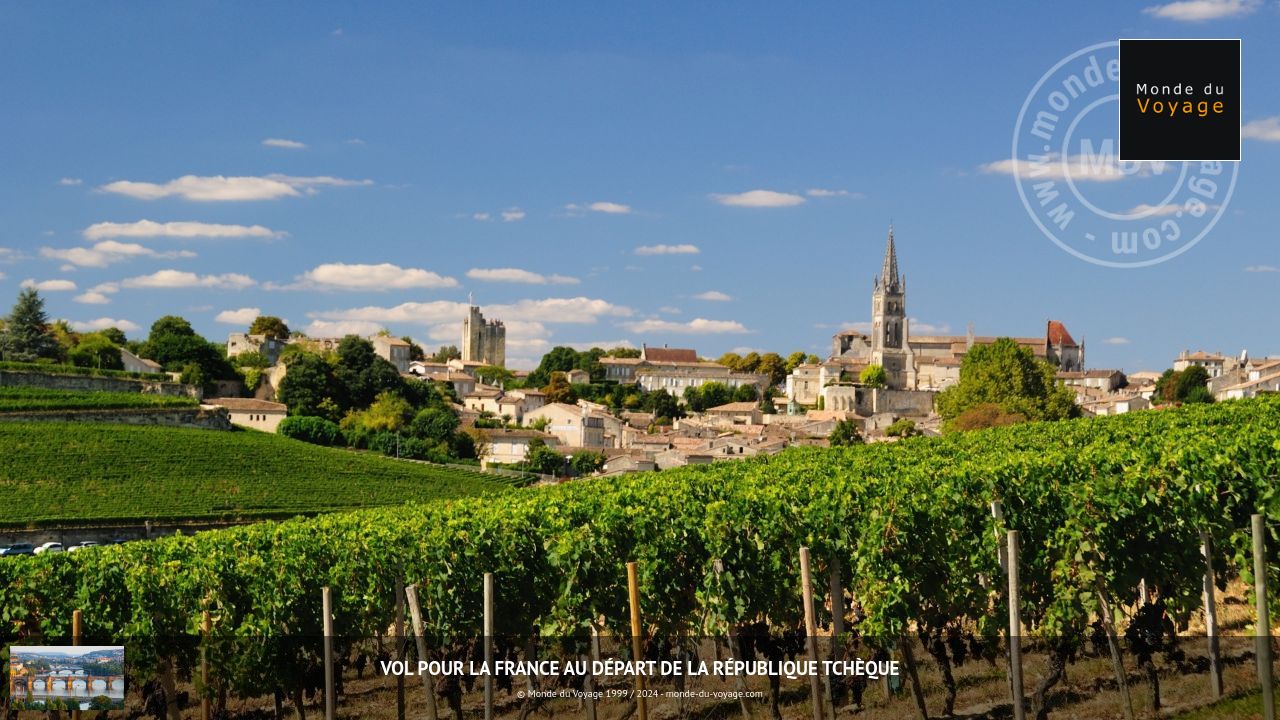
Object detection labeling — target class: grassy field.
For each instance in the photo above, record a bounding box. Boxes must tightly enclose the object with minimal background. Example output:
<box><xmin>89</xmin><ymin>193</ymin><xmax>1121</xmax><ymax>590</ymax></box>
<box><xmin>0</xmin><ymin>386</ymin><xmax>198</xmax><ymax>411</ymax></box>
<box><xmin>0</xmin><ymin>422</ymin><xmax>513</xmax><ymax>527</ymax></box>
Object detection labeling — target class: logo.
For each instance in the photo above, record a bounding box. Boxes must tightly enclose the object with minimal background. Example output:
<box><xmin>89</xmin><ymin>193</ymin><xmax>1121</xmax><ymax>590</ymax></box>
<box><xmin>1011</xmin><ymin>41</ymin><xmax>1238</xmax><ymax>268</ymax></box>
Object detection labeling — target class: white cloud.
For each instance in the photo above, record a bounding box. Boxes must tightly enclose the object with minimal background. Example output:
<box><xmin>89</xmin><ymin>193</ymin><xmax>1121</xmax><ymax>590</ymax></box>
<box><xmin>472</xmin><ymin>212</ymin><xmax>492</xmax><ymax>221</ymax></box>
<box><xmin>1245</xmin><ymin>265</ymin><xmax>1279</xmax><ymax>273</ymax></box>
<box><xmin>1242</xmin><ymin>117</ymin><xmax>1280</xmax><ymax>142</ymax></box>
<box><xmin>345</xmin><ymin>138</ymin><xmax>365</xmax><ymax>145</ymax></box>
<box><xmin>0</xmin><ymin>247</ymin><xmax>23</xmax><ymax>263</ymax></box>
<box><xmin>0</xmin><ymin>271</ymin><xmax>5</xmax><ymax>280</ymax></box>
<box><xmin>262</xmin><ymin>138</ymin><xmax>307</xmax><ymax>149</ymax></box>
<box><xmin>303</xmin><ymin>319</ymin><xmax>385</xmax><ymax>337</ymax></box>
<box><xmin>980</xmin><ymin>154</ymin><xmax>1171</xmax><ymax>183</ymax></box>
<box><xmin>73</xmin><ymin>291</ymin><xmax>111</xmax><ymax>305</ymax></box>
<box><xmin>635</xmin><ymin>244</ymin><xmax>700</xmax><ymax>256</ymax></box>
<box><xmin>805</xmin><ymin>188</ymin><xmax>864</xmax><ymax>199</ymax></box>
<box><xmin>215</xmin><ymin>307</ymin><xmax>263</xmax><ymax>325</ymax></box>
<box><xmin>501</xmin><ymin>207</ymin><xmax>526</xmax><ymax>222</ymax></box>
<box><xmin>69</xmin><ymin>317</ymin><xmax>140</xmax><ymax>332</ymax></box>
<box><xmin>566</xmin><ymin>339</ymin><xmax>635</xmax><ymax>351</ymax></box>
<box><xmin>589</xmin><ymin>201</ymin><xmax>632</xmax><ymax>215</ymax></box>
<box><xmin>59</xmin><ymin>177</ymin><xmax>83</xmax><ymax>186</ymax></box>
<box><xmin>1103</xmin><ymin>337</ymin><xmax>1132</xmax><ymax>345</ymax></box>
<box><xmin>20</xmin><ymin>278</ymin><xmax>77</xmax><ymax>292</ymax></box>
<box><xmin>621</xmin><ymin>318</ymin><xmax>749</xmax><ymax>335</ymax></box>
<box><xmin>1126</xmin><ymin>202</ymin><xmax>1221</xmax><ymax>217</ymax></box>
<box><xmin>711</xmin><ymin>189</ymin><xmax>806</xmax><ymax>208</ymax></box>
<box><xmin>310</xmin><ymin>297</ymin><xmax>632</xmax><ymax>327</ymax></box>
<box><xmin>694</xmin><ymin>290</ymin><xmax>733</xmax><ymax>302</ymax></box>
<box><xmin>841</xmin><ymin>318</ymin><xmax>951</xmax><ymax>335</ymax></box>
<box><xmin>99</xmin><ymin>174</ymin><xmax>372</xmax><ymax>201</ymax></box>
<box><xmin>466</xmin><ymin>268</ymin><xmax>579</xmax><ymax>285</ymax></box>
<box><xmin>279</xmin><ymin>263</ymin><xmax>459</xmax><ymax>291</ymax></box>
<box><xmin>84</xmin><ymin>220</ymin><xmax>282</xmax><ymax>241</ymax></box>
<box><xmin>122</xmin><ymin>270</ymin><xmax>255</xmax><ymax>290</ymax></box>
<box><xmin>658</xmin><ymin>306</ymin><xmax>681</xmax><ymax>315</ymax></box>
<box><xmin>41</xmin><ymin>241</ymin><xmax>196</xmax><ymax>268</ymax></box>
<box><xmin>1143</xmin><ymin>0</ymin><xmax>1259</xmax><ymax>21</ymax></box>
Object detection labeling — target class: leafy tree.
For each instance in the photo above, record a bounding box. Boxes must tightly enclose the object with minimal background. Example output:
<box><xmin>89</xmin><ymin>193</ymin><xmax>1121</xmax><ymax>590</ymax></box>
<box><xmin>1175</xmin><ymin>365</ymin><xmax>1213</xmax><ymax>403</ymax></box>
<box><xmin>401</xmin><ymin>336</ymin><xmax>425</xmax><ymax>361</ymax></box>
<box><xmin>475</xmin><ymin>365</ymin><xmax>515</xmax><ymax>386</ymax></box>
<box><xmin>348</xmin><ymin>391</ymin><xmax>414</xmax><ymax>433</ymax></box>
<box><xmin>570</xmin><ymin>450</ymin><xmax>606</xmax><ymax>476</ymax></box>
<box><xmin>524</xmin><ymin>438</ymin><xmax>565</xmax><ymax>476</ymax></box>
<box><xmin>717</xmin><ymin>352</ymin><xmax>742</xmax><ymax>369</ymax></box>
<box><xmin>99</xmin><ymin>326</ymin><xmax>128</xmax><ymax>346</ymax></box>
<box><xmin>0</xmin><ymin>288</ymin><xmax>60</xmax><ymax>361</ymax></box>
<box><xmin>684</xmin><ymin>381</ymin><xmax>733</xmax><ymax>412</ymax></box>
<box><xmin>860</xmin><ymin>364</ymin><xmax>887</xmax><ymax>389</ymax></box>
<box><xmin>757</xmin><ymin>352</ymin><xmax>787</xmax><ymax>386</ymax></box>
<box><xmin>948</xmin><ymin>403</ymin><xmax>1027</xmax><ymax>432</ymax></box>
<box><xmin>646</xmin><ymin>389</ymin><xmax>685</xmax><ymax>422</ymax></box>
<box><xmin>935</xmin><ymin>338</ymin><xmax>1079</xmax><ymax>431</ymax></box>
<box><xmin>759</xmin><ymin>387</ymin><xmax>777</xmax><ymax>414</ymax></box>
<box><xmin>68</xmin><ymin>332</ymin><xmax>124</xmax><ymax>370</ymax></box>
<box><xmin>231</xmin><ymin>350</ymin><xmax>270</xmax><ymax>369</ymax></box>
<box><xmin>543</xmin><ymin>371</ymin><xmax>578</xmax><ymax>404</ymax></box>
<box><xmin>49</xmin><ymin>319</ymin><xmax>79</xmax><ymax>360</ymax></box>
<box><xmin>732</xmin><ymin>384</ymin><xmax>758</xmax><ymax>402</ymax></box>
<box><xmin>278</xmin><ymin>352</ymin><xmax>344</xmax><ymax>420</ymax></box>
<box><xmin>278</xmin><ymin>416</ymin><xmax>345</xmax><ymax>446</ymax></box>
<box><xmin>605</xmin><ymin>346</ymin><xmax>640</xmax><ymax>358</ymax></box>
<box><xmin>410</xmin><ymin>406</ymin><xmax>460</xmax><ymax>443</ymax></box>
<box><xmin>806</xmin><ymin>353</ymin><xmax>821</xmax><ymax>364</ymax></box>
<box><xmin>336</xmin><ymin>335</ymin><xmax>404</xmax><ymax>408</ymax></box>
<box><xmin>428</xmin><ymin>344</ymin><xmax>461</xmax><ymax>363</ymax></box>
<box><xmin>785</xmin><ymin>351</ymin><xmax>808</xmax><ymax>374</ymax></box>
<box><xmin>142</xmin><ymin>315</ymin><xmax>236</xmax><ymax>386</ymax></box>
<box><xmin>828</xmin><ymin>418</ymin><xmax>864</xmax><ymax>446</ymax></box>
<box><xmin>528</xmin><ymin>346</ymin><xmax>580</xmax><ymax>387</ymax></box>
<box><xmin>885</xmin><ymin>418</ymin><xmax>920</xmax><ymax>437</ymax></box>
<box><xmin>248</xmin><ymin>315</ymin><xmax>291</xmax><ymax>338</ymax></box>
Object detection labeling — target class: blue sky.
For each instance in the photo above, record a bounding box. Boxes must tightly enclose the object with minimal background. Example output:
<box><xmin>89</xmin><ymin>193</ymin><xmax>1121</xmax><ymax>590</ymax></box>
<box><xmin>1</xmin><ymin>1</ymin><xmax>1276</xmax><ymax>370</ymax></box>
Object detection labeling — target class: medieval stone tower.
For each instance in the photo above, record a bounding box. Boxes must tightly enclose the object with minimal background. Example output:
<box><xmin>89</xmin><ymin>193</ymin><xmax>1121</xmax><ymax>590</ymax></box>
<box><xmin>869</xmin><ymin>225</ymin><xmax>915</xmax><ymax>390</ymax></box>
<box><xmin>461</xmin><ymin>303</ymin><xmax>506</xmax><ymax>367</ymax></box>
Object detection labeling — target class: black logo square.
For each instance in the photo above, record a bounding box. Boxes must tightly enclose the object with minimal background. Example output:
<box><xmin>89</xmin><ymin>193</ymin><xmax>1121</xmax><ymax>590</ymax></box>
<box><xmin>1119</xmin><ymin>39</ymin><xmax>1240</xmax><ymax>161</ymax></box>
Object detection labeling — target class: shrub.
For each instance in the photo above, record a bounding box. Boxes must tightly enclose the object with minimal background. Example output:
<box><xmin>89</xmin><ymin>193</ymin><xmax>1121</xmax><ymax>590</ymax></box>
<box><xmin>885</xmin><ymin>418</ymin><xmax>920</xmax><ymax>437</ymax></box>
<box><xmin>278</xmin><ymin>416</ymin><xmax>345</xmax><ymax>446</ymax></box>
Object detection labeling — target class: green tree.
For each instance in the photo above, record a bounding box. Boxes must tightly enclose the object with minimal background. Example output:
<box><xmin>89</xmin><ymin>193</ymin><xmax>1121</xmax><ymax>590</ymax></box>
<box><xmin>428</xmin><ymin>344</ymin><xmax>461</xmax><ymax>363</ymax></box>
<box><xmin>68</xmin><ymin>332</ymin><xmax>124</xmax><ymax>370</ymax></box>
<box><xmin>732</xmin><ymin>384</ymin><xmax>758</xmax><ymax>402</ymax></box>
<box><xmin>336</xmin><ymin>335</ymin><xmax>404</xmax><ymax>408</ymax></box>
<box><xmin>684</xmin><ymin>381</ymin><xmax>732</xmax><ymax>412</ymax></box>
<box><xmin>401</xmin><ymin>336</ymin><xmax>425</xmax><ymax>361</ymax></box>
<box><xmin>1174</xmin><ymin>365</ymin><xmax>1213</xmax><ymax>403</ymax></box>
<box><xmin>524</xmin><ymin>438</ymin><xmax>565</xmax><ymax>476</ymax></box>
<box><xmin>142</xmin><ymin>315</ymin><xmax>236</xmax><ymax>388</ymax></box>
<box><xmin>475</xmin><ymin>365</ymin><xmax>515</xmax><ymax>386</ymax></box>
<box><xmin>935</xmin><ymin>338</ymin><xmax>1079</xmax><ymax>431</ymax></box>
<box><xmin>353</xmin><ymin>391</ymin><xmax>415</xmax><ymax>432</ymax></box>
<box><xmin>645</xmin><ymin>389</ymin><xmax>685</xmax><ymax>422</ymax></box>
<box><xmin>785</xmin><ymin>351</ymin><xmax>808</xmax><ymax>374</ymax></box>
<box><xmin>528</xmin><ymin>346</ymin><xmax>579</xmax><ymax>387</ymax></box>
<box><xmin>570</xmin><ymin>450</ymin><xmax>606</xmax><ymax>476</ymax></box>
<box><xmin>0</xmin><ymin>288</ymin><xmax>60</xmax><ymax>361</ymax></box>
<box><xmin>543</xmin><ymin>371</ymin><xmax>578</xmax><ymax>404</ymax></box>
<box><xmin>410</xmin><ymin>406</ymin><xmax>460</xmax><ymax>443</ymax></box>
<box><xmin>885</xmin><ymin>418</ymin><xmax>920</xmax><ymax>437</ymax></box>
<box><xmin>859</xmin><ymin>364</ymin><xmax>887</xmax><ymax>389</ymax></box>
<box><xmin>249</xmin><ymin>315</ymin><xmax>291</xmax><ymax>339</ymax></box>
<box><xmin>99</xmin><ymin>326</ymin><xmax>128</xmax><ymax>346</ymax></box>
<box><xmin>278</xmin><ymin>352</ymin><xmax>344</xmax><ymax>420</ymax></box>
<box><xmin>828</xmin><ymin>418</ymin><xmax>864</xmax><ymax>446</ymax></box>
<box><xmin>757</xmin><ymin>352</ymin><xmax>787</xmax><ymax>386</ymax></box>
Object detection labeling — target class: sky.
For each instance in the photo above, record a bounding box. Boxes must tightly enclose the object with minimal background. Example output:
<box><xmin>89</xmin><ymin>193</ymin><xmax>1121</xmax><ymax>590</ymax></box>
<box><xmin>0</xmin><ymin>1</ymin><xmax>1276</xmax><ymax>371</ymax></box>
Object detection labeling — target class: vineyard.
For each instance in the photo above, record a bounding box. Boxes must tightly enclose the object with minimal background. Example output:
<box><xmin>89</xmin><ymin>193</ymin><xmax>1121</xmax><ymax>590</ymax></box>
<box><xmin>0</xmin><ymin>423</ymin><xmax>512</xmax><ymax>527</ymax></box>
<box><xmin>3</xmin><ymin>397</ymin><xmax>1280</xmax><ymax>719</ymax></box>
<box><xmin>0</xmin><ymin>386</ymin><xmax>198</xmax><ymax>412</ymax></box>
<box><xmin>0</xmin><ymin>360</ymin><xmax>168</xmax><ymax>381</ymax></box>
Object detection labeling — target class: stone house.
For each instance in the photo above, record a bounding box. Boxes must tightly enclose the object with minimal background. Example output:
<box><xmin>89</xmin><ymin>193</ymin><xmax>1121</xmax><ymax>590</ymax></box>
<box><xmin>208</xmin><ymin>397</ymin><xmax>288</xmax><ymax>432</ymax></box>
<box><xmin>478</xmin><ymin>428</ymin><xmax>558</xmax><ymax>466</ymax></box>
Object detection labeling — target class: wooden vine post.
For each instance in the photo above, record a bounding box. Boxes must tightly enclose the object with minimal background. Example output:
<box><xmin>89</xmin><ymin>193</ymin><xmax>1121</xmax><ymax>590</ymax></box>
<box><xmin>483</xmin><ymin>572</ymin><xmax>495</xmax><ymax>720</ymax></box>
<box><xmin>1093</xmin><ymin>581</ymin><xmax>1135</xmax><ymax>720</ymax></box>
<box><xmin>395</xmin><ymin>581</ymin><xmax>407</xmax><ymax>720</ymax></box>
<box><xmin>1006</xmin><ymin>530</ymin><xmax>1025</xmax><ymax>720</ymax></box>
<box><xmin>626</xmin><ymin>561</ymin><xmax>649</xmax><ymax>720</ymax></box>
<box><xmin>323</xmin><ymin>586</ymin><xmax>335</xmax><ymax>720</ymax></box>
<box><xmin>404</xmin><ymin>584</ymin><xmax>440</xmax><ymax>720</ymax></box>
<box><xmin>72</xmin><ymin>609</ymin><xmax>82</xmax><ymax>720</ymax></box>
<box><xmin>798</xmin><ymin>547</ymin><xmax>824</xmax><ymax>720</ymax></box>
<box><xmin>1201</xmin><ymin>531</ymin><xmax>1222</xmax><ymax>699</ymax></box>
<box><xmin>1254</xmin><ymin>514</ymin><xmax>1275</xmax><ymax>720</ymax></box>
<box><xmin>201</xmin><ymin>609</ymin><xmax>212</xmax><ymax>720</ymax></box>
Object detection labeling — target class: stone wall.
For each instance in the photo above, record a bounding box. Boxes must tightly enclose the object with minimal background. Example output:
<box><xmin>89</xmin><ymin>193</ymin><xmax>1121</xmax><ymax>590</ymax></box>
<box><xmin>0</xmin><ymin>405</ymin><xmax>231</xmax><ymax>430</ymax></box>
<box><xmin>869</xmin><ymin>388</ymin><xmax>936</xmax><ymax>416</ymax></box>
<box><xmin>0</xmin><ymin>369</ymin><xmax>200</xmax><ymax>398</ymax></box>
<box><xmin>0</xmin><ymin>518</ymin><xmax>262</xmax><ymax>548</ymax></box>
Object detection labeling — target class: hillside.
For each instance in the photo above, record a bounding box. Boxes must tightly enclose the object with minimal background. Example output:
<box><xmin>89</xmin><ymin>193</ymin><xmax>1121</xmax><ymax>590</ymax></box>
<box><xmin>0</xmin><ymin>386</ymin><xmax>198</xmax><ymax>412</ymax></box>
<box><xmin>0</xmin><ymin>422</ymin><xmax>512</xmax><ymax>527</ymax></box>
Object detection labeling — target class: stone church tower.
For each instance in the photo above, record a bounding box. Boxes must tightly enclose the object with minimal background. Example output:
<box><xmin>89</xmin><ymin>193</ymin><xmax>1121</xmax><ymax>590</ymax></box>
<box><xmin>461</xmin><ymin>302</ymin><xmax>506</xmax><ymax>367</ymax></box>
<box><xmin>869</xmin><ymin>225</ymin><xmax>915</xmax><ymax>390</ymax></box>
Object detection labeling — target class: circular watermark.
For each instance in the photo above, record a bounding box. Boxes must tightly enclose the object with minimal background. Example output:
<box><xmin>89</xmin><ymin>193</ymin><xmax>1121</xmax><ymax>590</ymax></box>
<box><xmin>1012</xmin><ymin>41</ymin><xmax>1238</xmax><ymax>268</ymax></box>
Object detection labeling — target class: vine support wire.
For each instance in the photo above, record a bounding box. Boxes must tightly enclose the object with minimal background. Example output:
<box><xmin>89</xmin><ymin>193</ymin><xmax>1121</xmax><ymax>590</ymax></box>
<box><xmin>404</xmin><ymin>584</ymin><xmax>440</xmax><ymax>720</ymax></box>
<box><xmin>798</xmin><ymin>547</ymin><xmax>824</xmax><ymax>720</ymax></box>
<box><xmin>1253</xmin><ymin>514</ymin><xmax>1275</xmax><ymax>720</ymax></box>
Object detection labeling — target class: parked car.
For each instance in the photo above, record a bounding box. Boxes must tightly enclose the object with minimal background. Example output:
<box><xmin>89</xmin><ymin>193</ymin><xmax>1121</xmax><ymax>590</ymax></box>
<box><xmin>68</xmin><ymin>541</ymin><xmax>100</xmax><ymax>553</ymax></box>
<box><xmin>0</xmin><ymin>542</ymin><xmax>35</xmax><ymax>556</ymax></box>
<box><xmin>33</xmin><ymin>542</ymin><xmax>64</xmax><ymax>554</ymax></box>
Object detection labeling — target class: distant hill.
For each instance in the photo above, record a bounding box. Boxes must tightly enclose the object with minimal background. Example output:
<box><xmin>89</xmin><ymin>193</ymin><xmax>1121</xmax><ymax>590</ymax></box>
<box><xmin>0</xmin><ymin>423</ymin><xmax>512</xmax><ymax>527</ymax></box>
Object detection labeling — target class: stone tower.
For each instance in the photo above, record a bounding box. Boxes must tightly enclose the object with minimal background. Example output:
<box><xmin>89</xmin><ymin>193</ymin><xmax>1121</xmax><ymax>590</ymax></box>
<box><xmin>869</xmin><ymin>225</ymin><xmax>914</xmax><ymax>390</ymax></box>
<box><xmin>461</xmin><ymin>304</ymin><xmax>506</xmax><ymax>367</ymax></box>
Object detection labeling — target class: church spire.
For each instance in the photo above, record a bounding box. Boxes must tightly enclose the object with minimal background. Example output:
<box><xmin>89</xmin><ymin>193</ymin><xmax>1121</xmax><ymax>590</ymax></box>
<box><xmin>878</xmin><ymin>224</ymin><xmax>901</xmax><ymax>292</ymax></box>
